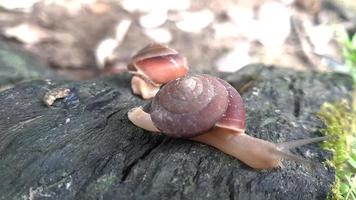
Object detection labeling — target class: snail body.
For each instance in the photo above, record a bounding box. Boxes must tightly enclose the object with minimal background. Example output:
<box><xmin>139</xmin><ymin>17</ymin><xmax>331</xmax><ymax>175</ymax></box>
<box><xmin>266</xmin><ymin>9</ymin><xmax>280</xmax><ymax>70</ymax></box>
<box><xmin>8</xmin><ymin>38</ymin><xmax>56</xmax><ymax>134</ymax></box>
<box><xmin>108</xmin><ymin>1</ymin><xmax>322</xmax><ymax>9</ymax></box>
<box><xmin>128</xmin><ymin>43</ymin><xmax>188</xmax><ymax>99</ymax></box>
<box><xmin>128</xmin><ymin>74</ymin><xmax>330</xmax><ymax>169</ymax></box>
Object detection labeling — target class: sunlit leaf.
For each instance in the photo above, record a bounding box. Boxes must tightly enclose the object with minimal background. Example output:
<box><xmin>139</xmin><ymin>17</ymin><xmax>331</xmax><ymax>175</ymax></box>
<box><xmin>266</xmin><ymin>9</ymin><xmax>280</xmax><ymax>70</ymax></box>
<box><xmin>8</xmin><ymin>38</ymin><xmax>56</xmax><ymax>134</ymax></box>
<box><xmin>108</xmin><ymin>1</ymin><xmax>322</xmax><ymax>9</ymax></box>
<box><xmin>348</xmin><ymin>157</ymin><xmax>356</xmax><ymax>169</ymax></box>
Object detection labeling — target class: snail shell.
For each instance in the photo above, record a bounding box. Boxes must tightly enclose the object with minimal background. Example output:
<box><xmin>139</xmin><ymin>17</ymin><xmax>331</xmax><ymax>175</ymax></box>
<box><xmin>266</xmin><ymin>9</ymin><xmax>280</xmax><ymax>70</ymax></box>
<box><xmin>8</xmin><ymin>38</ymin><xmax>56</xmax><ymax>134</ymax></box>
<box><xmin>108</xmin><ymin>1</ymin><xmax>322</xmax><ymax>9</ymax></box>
<box><xmin>150</xmin><ymin>74</ymin><xmax>246</xmax><ymax>138</ymax></box>
<box><xmin>128</xmin><ymin>43</ymin><xmax>188</xmax><ymax>85</ymax></box>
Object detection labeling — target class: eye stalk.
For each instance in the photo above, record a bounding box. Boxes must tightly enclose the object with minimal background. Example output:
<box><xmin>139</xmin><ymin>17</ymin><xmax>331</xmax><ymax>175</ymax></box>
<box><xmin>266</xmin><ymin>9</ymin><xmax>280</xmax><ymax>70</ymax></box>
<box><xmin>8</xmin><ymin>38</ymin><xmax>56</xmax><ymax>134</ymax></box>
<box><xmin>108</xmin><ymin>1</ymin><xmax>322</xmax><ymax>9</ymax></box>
<box><xmin>128</xmin><ymin>43</ymin><xmax>188</xmax><ymax>99</ymax></box>
<box><xmin>128</xmin><ymin>74</ymin><xmax>331</xmax><ymax>169</ymax></box>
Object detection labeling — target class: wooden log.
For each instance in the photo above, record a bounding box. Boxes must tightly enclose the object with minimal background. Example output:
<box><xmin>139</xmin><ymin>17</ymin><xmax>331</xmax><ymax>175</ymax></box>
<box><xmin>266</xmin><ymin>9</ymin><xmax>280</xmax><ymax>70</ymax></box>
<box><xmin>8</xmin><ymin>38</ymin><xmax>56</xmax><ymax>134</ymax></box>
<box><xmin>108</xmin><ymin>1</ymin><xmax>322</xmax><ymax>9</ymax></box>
<box><xmin>0</xmin><ymin>64</ymin><xmax>353</xmax><ymax>200</ymax></box>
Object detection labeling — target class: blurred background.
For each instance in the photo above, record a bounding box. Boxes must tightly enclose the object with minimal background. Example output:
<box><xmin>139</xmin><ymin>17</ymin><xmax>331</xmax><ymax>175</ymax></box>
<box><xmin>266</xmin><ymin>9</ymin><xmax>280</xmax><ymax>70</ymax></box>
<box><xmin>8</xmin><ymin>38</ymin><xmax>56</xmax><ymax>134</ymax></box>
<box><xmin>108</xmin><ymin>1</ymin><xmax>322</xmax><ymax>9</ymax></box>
<box><xmin>0</xmin><ymin>0</ymin><xmax>355</xmax><ymax>80</ymax></box>
<box><xmin>0</xmin><ymin>1</ymin><xmax>356</xmax><ymax>199</ymax></box>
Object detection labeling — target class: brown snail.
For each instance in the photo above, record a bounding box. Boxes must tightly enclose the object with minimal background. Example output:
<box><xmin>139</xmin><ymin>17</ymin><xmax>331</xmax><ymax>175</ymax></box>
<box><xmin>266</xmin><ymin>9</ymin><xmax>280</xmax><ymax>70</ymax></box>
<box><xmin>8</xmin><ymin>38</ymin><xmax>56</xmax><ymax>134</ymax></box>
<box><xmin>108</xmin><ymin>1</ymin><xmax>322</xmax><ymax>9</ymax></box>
<box><xmin>128</xmin><ymin>43</ymin><xmax>188</xmax><ymax>99</ymax></box>
<box><xmin>128</xmin><ymin>74</ymin><xmax>330</xmax><ymax>169</ymax></box>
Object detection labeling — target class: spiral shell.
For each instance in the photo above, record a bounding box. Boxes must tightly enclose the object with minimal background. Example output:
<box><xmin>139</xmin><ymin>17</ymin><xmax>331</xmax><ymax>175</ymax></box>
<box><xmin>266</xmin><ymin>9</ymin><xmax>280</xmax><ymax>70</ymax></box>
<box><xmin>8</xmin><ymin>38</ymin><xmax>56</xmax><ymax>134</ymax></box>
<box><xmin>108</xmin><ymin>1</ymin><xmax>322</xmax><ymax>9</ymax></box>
<box><xmin>150</xmin><ymin>74</ymin><xmax>246</xmax><ymax>138</ymax></box>
<box><xmin>128</xmin><ymin>43</ymin><xmax>188</xmax><ymax>84</ymax></box>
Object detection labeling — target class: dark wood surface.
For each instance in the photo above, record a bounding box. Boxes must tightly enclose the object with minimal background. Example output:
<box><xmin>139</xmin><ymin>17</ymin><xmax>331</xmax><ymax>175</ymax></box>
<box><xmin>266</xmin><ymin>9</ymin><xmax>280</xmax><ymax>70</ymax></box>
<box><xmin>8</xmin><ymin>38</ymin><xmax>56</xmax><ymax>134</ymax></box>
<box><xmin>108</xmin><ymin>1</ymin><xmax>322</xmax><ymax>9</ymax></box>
<box><xmin>0</xmin><ymin>43</ymin><xmax>353</xmax><ymax>200</ymax></box>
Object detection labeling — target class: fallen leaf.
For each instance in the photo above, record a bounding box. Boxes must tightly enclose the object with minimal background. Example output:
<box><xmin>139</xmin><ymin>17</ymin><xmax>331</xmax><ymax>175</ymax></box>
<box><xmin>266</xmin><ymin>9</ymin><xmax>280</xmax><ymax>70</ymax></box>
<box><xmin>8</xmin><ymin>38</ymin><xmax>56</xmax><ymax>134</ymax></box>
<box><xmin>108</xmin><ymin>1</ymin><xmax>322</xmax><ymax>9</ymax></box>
<box><xmin>144</xmin><ymin>28</ymin><xmax>172</xmax><ymax>43</ymax></box>
<box><xmin>95</xmin><ymin>38</ymin><xmax>118</xmax><ymax>68</ymax></box>
<box><xmin>215</xmin><ymin>42</ymin><xmax>250</xmax><ymax>72</ymax></box>
<box><xmin>139</xmin><ymin>10</ymin><xmax>167</xmax><ymax>28</ymax></box>
<box><xmin>176</xmin><ymin>9</ymin><xmax>214</xmax><ymax>33</ymax></box>
<box><xmin>4</xmin><ymin>23</ymin><xmax>50</xmax><ymax>45</ymax></box>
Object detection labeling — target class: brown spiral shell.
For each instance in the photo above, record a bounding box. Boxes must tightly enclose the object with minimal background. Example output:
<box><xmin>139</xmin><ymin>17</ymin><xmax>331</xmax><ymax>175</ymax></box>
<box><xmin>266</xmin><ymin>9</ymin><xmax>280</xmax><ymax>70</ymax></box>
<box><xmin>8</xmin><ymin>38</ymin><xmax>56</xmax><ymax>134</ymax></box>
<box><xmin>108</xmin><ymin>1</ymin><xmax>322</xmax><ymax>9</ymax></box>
<box><xmin>128</xmin><ymin>43</ymin><xmax>188</xmax><ymax>84</ymax></box>
<box><xmin>150</xmin><ymin>74</ymin><xmax>246</xmax><ymax>138</ymax></box>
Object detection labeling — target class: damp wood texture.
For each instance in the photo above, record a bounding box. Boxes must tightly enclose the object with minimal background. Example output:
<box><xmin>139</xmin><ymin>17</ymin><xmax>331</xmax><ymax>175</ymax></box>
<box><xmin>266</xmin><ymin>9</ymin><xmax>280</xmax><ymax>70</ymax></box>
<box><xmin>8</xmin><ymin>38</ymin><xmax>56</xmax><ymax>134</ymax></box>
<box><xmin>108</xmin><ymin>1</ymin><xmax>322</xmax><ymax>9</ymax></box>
<box><xmin>0</xmin><ymin>47</ymin><xmax>353</xmax><ymax>199</ymax></box>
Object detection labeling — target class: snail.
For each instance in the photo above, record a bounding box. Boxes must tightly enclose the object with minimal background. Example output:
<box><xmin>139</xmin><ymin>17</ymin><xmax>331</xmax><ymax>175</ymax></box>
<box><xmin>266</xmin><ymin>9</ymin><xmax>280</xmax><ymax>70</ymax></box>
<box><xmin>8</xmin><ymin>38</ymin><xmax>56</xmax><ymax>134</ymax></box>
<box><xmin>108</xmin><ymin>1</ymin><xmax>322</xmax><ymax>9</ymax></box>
<box><xmin>128</xmin><ymin>43</ymin><xmax>189</xmax><ymax>99</ymax></box>
<box><xmin>128</xmin><ymin>74</ymin><xmax>330</xmax><ymax>169</ymax></box>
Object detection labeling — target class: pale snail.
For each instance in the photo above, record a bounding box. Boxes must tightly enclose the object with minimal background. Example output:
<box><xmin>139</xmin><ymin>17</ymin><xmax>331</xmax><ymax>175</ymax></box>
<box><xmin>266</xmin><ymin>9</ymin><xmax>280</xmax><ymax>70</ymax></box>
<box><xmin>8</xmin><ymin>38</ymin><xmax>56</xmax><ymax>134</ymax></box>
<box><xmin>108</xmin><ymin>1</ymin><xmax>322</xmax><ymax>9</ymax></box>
<box><xmin>128</xmin><ymin>74</ymin><xmax>330</xmax><ymax>169</ymax></box>
<box><xmin>128</xmin><ymin>43</ymin><xmax>189</xmax><ymax>99</ymax></box>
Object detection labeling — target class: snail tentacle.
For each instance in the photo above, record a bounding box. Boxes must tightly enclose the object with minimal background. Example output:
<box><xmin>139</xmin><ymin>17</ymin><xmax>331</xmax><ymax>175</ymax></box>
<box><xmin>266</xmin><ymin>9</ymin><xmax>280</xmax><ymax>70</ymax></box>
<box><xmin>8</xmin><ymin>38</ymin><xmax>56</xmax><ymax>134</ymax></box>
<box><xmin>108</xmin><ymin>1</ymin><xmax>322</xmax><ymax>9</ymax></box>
<box><xmin>276</xmin><ymin>135</ymin><xmax>332</xmax><ymax>150</ymax></box>
<box><xmin>272</xmin><ymin>136</ymin><xmax>334</xmax><ymax>168</ymax></box>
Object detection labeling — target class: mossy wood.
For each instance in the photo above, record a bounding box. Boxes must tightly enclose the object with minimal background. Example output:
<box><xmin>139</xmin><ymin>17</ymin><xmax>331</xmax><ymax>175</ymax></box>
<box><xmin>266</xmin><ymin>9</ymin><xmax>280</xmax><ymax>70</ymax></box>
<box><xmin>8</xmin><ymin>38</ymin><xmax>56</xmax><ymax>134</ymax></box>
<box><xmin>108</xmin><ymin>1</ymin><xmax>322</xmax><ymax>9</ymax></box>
<box><xmin>0</xmin><ymin>59</ymin><xmax>353</xmax><ymax>199</ymax></box>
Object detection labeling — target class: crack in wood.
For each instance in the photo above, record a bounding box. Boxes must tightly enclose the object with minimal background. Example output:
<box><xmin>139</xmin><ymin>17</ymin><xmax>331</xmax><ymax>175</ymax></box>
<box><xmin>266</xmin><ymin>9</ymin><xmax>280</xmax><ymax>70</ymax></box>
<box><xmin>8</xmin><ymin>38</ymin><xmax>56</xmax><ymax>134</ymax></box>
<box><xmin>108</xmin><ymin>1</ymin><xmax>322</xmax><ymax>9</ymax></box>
<box><xmin>121</xmin><ymin>137</ymin><xmax>166</xmax><ymax>182</ymax></box>
<box><xmin>227</xmin><ymin>170</ymin><xmax>235</xmax><ymax>200</ymax></box>
<box><xmin>289</xmin><ymin>77</ymin><xmax>303</xmax><ymax>118</ymax></box>
<box><xmin>75</xmin><ymin>154</ymin><xmax>114</xmax><ymax>199</ymax></box>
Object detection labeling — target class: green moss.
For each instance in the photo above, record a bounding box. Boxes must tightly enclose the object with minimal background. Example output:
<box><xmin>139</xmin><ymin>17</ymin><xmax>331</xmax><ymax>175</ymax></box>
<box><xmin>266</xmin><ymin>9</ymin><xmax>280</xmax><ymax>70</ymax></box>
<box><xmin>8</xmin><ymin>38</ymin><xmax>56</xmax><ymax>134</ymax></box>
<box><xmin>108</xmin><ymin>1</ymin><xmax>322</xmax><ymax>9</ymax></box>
<box><xmin>341</xmin><ymin>32</ymin><xmax>356</xmax><ymax>80</ymax></box>
<box><xmin>320</xmin><ymin>30</ymin><xmax>356</xmax><ymax>200</ymax></box>
<box><xmin>317</xmin><ymin>93</ymin><xmax>356</xmax><ymax>200</ymax></box>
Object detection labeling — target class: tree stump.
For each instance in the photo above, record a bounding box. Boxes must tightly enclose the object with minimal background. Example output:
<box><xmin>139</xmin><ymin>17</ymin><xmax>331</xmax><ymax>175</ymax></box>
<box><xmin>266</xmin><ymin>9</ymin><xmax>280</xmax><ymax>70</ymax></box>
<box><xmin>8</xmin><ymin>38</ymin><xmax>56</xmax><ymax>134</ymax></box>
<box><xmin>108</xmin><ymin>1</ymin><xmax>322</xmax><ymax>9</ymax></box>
<box><xmin>0</xmin><ymin>64</ymin><xmax>353</xmax><ymax>200</ymax></box>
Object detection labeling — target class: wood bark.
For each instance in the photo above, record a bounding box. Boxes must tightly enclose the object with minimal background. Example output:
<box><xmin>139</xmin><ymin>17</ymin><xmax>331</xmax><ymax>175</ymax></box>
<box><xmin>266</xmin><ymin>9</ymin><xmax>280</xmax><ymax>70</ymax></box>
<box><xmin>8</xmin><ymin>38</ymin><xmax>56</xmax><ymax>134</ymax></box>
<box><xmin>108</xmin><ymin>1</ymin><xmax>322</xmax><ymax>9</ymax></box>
<box><xmin>0</xmin><ymin>56</ymin><xmax>353</xmax><ymax>199</ymax></box>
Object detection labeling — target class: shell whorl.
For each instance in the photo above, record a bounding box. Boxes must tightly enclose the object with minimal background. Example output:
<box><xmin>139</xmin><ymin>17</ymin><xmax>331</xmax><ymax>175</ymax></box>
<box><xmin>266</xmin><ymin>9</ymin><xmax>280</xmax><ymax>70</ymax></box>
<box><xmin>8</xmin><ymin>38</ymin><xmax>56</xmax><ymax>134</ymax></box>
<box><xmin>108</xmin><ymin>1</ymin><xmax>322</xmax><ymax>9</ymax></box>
<box><xmin>150</xmin><ymin>74</ymin><xmax>246</xmax><ymax>138</ymax></box>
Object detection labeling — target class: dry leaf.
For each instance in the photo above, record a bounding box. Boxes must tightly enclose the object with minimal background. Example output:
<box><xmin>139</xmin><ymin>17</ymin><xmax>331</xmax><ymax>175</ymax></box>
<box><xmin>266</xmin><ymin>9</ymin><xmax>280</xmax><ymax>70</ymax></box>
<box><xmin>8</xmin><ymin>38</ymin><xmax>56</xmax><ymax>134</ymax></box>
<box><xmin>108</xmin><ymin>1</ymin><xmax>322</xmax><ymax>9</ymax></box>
<box><xmin>139</xmin><ymin>10</ymin><xmax>167</xmax><ymax>28</ymax></box>
<box><xmin>176</xmin><ymin>9</ymin><xmax>214</xmax><ymax>33</ymax></box>
<box><xmin>144</xmin><ymin>28</ymin><xmax>172</xmax><ymax>43</ymax></box>
<box><xmin>215</xmin><ymin>42</ymin><xmax>251</xmax><ymax>72</ymax></box>
<box><xmin>4</xmin><ymin>23</ymin><xmax>49</xmax><ymax>45</ymax></box>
